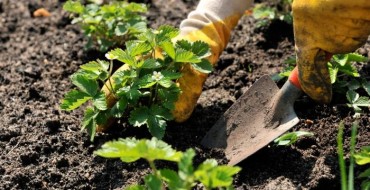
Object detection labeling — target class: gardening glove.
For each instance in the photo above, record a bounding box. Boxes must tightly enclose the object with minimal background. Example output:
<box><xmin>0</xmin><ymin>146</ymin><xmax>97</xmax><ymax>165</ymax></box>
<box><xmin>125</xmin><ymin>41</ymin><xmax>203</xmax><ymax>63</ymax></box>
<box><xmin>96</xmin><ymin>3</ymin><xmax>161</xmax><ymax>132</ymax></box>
<box><xmin>293</xmin><ymin>0</ymin><xmax>370</xmax><ymax>104</ymax></box>
<box><xmin>172</xmin><ymin>0</ymin><xmax>252</xmax><ymax>122</ymax></box>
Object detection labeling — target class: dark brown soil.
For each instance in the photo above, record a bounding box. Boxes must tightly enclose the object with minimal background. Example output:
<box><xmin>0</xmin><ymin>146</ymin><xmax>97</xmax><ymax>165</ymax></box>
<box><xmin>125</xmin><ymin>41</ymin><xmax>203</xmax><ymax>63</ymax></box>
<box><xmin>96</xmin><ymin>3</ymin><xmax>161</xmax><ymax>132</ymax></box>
<box><xmin>1</xmin><ymin>0</ymin><xmax>370</xmax><ymax>189</ymax></box>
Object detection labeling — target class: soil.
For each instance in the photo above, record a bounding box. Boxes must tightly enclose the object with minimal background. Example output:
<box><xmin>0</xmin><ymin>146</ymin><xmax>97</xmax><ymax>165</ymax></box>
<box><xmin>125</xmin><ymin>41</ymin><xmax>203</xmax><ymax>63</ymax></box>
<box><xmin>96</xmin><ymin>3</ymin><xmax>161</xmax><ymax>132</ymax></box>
<box><xmin>1</xmin><ymin>0</ymin><xmax>370</xmax><ymax>189</ymax></box>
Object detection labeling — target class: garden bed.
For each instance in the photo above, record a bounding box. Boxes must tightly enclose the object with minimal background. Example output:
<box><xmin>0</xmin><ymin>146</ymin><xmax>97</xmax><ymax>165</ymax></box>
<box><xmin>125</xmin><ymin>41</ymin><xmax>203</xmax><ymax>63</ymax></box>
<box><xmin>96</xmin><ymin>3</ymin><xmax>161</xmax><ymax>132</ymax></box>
<box><xmin>1</xmin><ymin>0</ymin><xmax>370</xmax><ymax>189</ymax></box>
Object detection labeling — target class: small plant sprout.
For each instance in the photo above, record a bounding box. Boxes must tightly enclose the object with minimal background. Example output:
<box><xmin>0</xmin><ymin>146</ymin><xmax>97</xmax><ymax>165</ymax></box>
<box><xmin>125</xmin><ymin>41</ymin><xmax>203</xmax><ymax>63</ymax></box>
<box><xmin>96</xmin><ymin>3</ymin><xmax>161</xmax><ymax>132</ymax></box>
<box><xmin>63</xmin><ymin>0</ymin><xmax>148</xmax><ymax>51</ymax></box>
<box><xmin>61</xmin><ymin>25</ymin><xmax>213</xmax><ymax>141</ymax></box>
<box><xmin>337</xmin><ymin>121</ymin><xmax>358</xmax><ymax>190</ymax></box>
<box><xmin>250</xmin><ymin>0</ymin><xmax>293</xmax><ymax>28</ymax></box>
<box><xmin>94</xmin><ymin>137</ymin><xmax>241</xmax><ymax>189</ymax></box>
<box><xmin>274</xmin><ymin>131</ymin><xmax>314</xmax><ymax>146</ymax></box>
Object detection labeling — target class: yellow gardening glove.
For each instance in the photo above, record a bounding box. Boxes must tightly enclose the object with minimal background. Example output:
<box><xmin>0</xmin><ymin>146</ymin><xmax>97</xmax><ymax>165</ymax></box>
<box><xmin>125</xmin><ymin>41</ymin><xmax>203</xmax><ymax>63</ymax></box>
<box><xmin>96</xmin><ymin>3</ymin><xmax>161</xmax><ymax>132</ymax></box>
<box><xmin>293</xmin><ymin>0</ymin><xmax>370</xmax><ymax>104</ymax></box>
<box><xmin>170</xmin><ymin>0</ymin><xmax>252</xmax><ymax>122</ymax></box>
<box><xmin>97</xmin><ymin>0</ymin><xmax>252</xmax><ymax>131</ymax></box>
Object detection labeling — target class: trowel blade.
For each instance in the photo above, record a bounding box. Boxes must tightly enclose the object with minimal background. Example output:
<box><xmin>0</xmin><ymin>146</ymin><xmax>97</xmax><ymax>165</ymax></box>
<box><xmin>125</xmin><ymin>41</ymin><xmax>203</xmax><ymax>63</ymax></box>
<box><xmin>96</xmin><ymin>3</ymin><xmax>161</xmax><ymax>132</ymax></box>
<box><xmin>201</xmin><ymin>75</ymin><xmax>299</xmax><ymax>166</ymax></box>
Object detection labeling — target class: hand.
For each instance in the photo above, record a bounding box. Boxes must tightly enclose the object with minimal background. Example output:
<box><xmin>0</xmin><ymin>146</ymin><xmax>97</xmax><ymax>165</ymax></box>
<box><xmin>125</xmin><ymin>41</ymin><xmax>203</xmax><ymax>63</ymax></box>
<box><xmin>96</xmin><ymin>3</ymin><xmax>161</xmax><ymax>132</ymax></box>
<box><xmin>293</xmin><ymin>0</ymin><xmax>370</xmax><ymax>103</ymax></box>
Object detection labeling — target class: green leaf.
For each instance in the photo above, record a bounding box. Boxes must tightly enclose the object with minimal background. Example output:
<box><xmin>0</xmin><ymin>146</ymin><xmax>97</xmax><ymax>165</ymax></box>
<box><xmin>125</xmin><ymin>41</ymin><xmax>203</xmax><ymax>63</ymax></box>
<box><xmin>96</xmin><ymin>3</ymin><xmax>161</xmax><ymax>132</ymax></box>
<box><xmin>63</xmin><ymin>0</ymin><xmax>84</xmax><ymax>14</ymax></box>
<box><xmin>195</xmin><ymin>159</ymin><xmax>241</xmax><ymax>189</ymax></box>
<box><xmin>191</xmin><ymin>41</ymin><xmax>211</xmax><ymax>58</ymax></box>
<box><xmin>159</xmin><ymin>169</ymin><xmax>184</xmax><ymax>190</ymax></box>
<box><xmin>348</xmin><ymin>79</ymin><xmax>361</xmax><ymax>90</ymax></box>
<box><xmin>252</xmin><ymin>4</ymin><xmax>276</xmax><ymax>20</ymax></box>
<box><xmin>160</xmin><ymin>41</ymin><xmax>176</xmax><ymax>59</ymax></box>
<box><xmin>138</xmin><ymin>75</ymin><xmax>156</xmax><ymax>88</ymax></box>
<box><xmin>61</xmin><ymin>90</ymin><xmax>91</xmax><ymax>111</ymax></box>
<box><xmin>354</xmin><ymin>146</ymin><xmax>370</xmax><ymax>165</ymax></box>
<box><xmin>126</xmin><ymin>41</ymin><xmax>151</xmax><ymax>57</ymax></box>
<box><xmin>141</xmin><ymin>58</ymin><xmax>162</xmax><ymax>69</ymax></box>
<box><xmin>85</xmin><ymin>113</ymin><xmax>96</xmax><ymax>142</ymax></box>
<box><xmin>82</xmin><ymin>107</ymin><xmax>95</xmax><ymax>130</ymax></box>
<box><xmin>93</xmin><ymin>92</ymin><xmax>108</xmax><ymax>110</ymax></box>
<box><xmin>346</xmin><ymin>53</ymin><xmax>368</xmax><ymax>62</ymax></box>
<box><xmin>158</xmin><ymin>78</ymin><xmax>173</xmax><ymax>88</ymax></box>
<box><xmin>114</xmin><ymin>24</ymin><xmax>128</xmax><ymax>36</ymax></box>
<box><xmin>161</xmin><ymin>70</ymin><xmax>182</xmax><ymax>80</ymax></box>
<box><xmin>175</xmin><ymin>40</ymin><xmax>192</xmax><ymax>51</ymax></box>
<box><xmin>110</xmin><ymin>97</ymin><xmax>128</xmax><ymax>118</ymax></box>
<box><xmin>94</xmin><ymin>110</ymin><xmax>110</xmax><ymax>125</ymax></box>
<box><xmin>117</xmin><ymin>86</ymin><xmax>141</xmax><ymax>104</ymax></box>
<box><xmin>129</xmin><ymin>107</ymin><xmax>150</xmax><ymax>127</ymax></box>
<box><xmin>328</xmin><ymin>62</ymin><xmax>338</xmax><ymax>84</ymax></box>
<box><xmin>80</xmin><ymin>61</ymin><xmax>103</xmax><ymax>72</ymax></box>
<box><xmin>333</xmin><ymin>54</ymin><xmax>349</xmax><ymax>66</ymax></box>
<box><xmin>175</xmin><ymin>49</ymin><xmax>200</xmax><ymax>63</ymax></box>
<box><xmin>108</xmin><ymin>48</ymin><xmax>137</xmax><ymax>67</ymax></box>
<box><xmin>358</xmin><ymin>168</ymin><xmax>370</xmax><ymax>178</ymax></box>
<box><xmin>191</xmin><ymin>59</ymin><xmax>213</xmax><ymax>74</ymax></box>
<box><xmin>346</xmin><ymin>90</ymin><xmax>359</xmax><ymax>104</ymax></box>
<box><xmin>70</xmin><ymin>73</ymin><xmax>99</xmax><ymax>96</ymax></box>
<box><xmin>274</xmin><ymin>131</ymin><xmax>314</xmax><ymax>146</ymax></box>
<box><xmin>94</xmin><ymin>137</ymin><xmax>182</xmax><ymax>162</ymax></box>
<box><xmin>179</xmin><ymin>149</ymin><xmax>195</xmax><ymax>180</ymax></box>
<box><xmin>362</xmin><ymin>80</ymin><xmax>370</xmax><ymax>96</ymax></box>
<box><xmin>144</xmin><ymin>174</ymin><xmax>163</xmax><ymax>190</ymax></box>
<box><xmin>150</xmin><ymin>104</ymin><xmax>173</xmax><ymax>120</ymax></box>
<box><xmin>156</xmin><ymin>25</ymin><xmax>179</xmax><ymax>42</ymax></box>
<box><xmin>147</xmin><ymin>116</ymin><xmax>166</xmax><ymax>139</ymax></box>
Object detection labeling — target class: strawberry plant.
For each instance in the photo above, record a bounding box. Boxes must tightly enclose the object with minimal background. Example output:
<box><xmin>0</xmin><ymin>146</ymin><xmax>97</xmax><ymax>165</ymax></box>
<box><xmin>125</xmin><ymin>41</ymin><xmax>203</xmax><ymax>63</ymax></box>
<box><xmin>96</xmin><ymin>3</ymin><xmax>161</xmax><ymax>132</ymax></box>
<box><xmin>60</xmin><ymin>25</ymin><xmax>213</xmax><ymax>141</ymax></box>
<box><xmin>94</xmin><ymin>137</ymin><xmax>241</xmax><ymax>189</ymax></box>
<box><xmin>63</xmin><ymin>0</ymin><xmax>147</xmax><ymax>51</ymax></box>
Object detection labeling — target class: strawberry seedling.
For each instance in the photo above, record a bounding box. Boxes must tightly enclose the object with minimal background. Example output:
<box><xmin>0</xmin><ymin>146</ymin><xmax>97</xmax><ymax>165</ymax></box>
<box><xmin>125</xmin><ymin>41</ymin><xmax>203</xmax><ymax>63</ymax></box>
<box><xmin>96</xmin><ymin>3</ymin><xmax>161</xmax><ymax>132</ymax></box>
<box><xmin>63</xmin><ymin>0</ymin><xmax>147</xmax><ymax>51</ymax></box>
<box><xmin>61</xmin><ymin>25</ymin><xmax>213</xmax><ymax>141</ymax></box>
<box><xmin>250</xmin><ymin>0</ymin><xmax>293</xmax><ymax>28</ymax></box>
<box><xmin>94</xmin><ymin>137</ymin><xmax>241</xmax><ymax>189</ymax></box>
<box><xmin>274</xmin><ymin>131</ymin><xmax>314</xmax><ymax>146</ymax></box>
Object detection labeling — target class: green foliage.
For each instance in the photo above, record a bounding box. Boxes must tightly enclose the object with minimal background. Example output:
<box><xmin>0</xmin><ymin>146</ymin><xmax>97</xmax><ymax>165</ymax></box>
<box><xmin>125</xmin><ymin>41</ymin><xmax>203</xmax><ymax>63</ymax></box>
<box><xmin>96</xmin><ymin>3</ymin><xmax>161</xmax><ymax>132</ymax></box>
<box><xmin>251</xmin><ymin>0</ymin><xmax>293</xmax><ymax>28</ymax></box>
<box><xmin>61</xmin><ymin>25</ymin><xmax>213</xmax><ymax>141</ymax></box>
<box><xmin>274</xmin><ymin>53</ymin><xmax>369</xmax><ymax>116</ymax></box>
<box><xmin>94</xmin><ymin>138</ymin><xmax>241</xmax><ymax>189</ymax></box>
<box><xmin>354</xmin><ymin>146</ymin><xmax>370</xmax><ymax>190</ymax></box>
<box><xmin>337</xmin><ymin>121</ymin><xmax>358</xmax><ymax>190</ymax></box>
<box><xmin>274</xmin><ymin>131</ymin><xmax>314</xmax><ymax>146</ymax></box>
<box><xmin>63</xmin><ymin>0</ymin><xmax>148</xmax><ymax>51</ymax></box>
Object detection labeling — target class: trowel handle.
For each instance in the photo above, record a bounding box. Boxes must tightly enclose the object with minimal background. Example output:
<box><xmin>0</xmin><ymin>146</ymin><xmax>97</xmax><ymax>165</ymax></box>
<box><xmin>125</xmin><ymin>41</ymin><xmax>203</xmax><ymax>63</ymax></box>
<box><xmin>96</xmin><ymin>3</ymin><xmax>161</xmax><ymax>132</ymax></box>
<box><xmin>288</xmin><ymin>66</ymin><xmax>301</xmax><ymax>90</ymax></box>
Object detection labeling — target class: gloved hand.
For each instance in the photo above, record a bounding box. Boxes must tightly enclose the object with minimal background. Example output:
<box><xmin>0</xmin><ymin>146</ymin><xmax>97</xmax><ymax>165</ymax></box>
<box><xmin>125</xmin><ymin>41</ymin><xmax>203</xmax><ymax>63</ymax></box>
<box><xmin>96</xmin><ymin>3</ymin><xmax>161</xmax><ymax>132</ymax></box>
<box><xmin>293</xmin><ymin>0</ymin><xmax>370</xmax><ymax>104</ymax></box>
<box><xmin>172</xmin><ymin>0</ymin><xmax>252</xmax><ymax>122</ymax></box>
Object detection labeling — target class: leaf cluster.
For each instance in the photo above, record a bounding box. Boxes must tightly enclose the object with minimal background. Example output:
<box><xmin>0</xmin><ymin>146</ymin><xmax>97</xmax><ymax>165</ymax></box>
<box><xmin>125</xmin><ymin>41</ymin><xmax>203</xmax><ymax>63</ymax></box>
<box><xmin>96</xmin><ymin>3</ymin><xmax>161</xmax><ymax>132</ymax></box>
<box><xmin>250</xmin><ymin>0</ymin><xmax>293</xmax><ymax>28</ymax></box>
<box><xmin>328</xmin><ymin>53</ymin><xmax>369</xmax><ymax>116</ymax></box>
<box><xmin>94</xmin><ymin>138</ymin><xmax>241</xmax><ymax>190</ymax></box>
<box><xmin>63</xmin><ymin>0</ymin><xmax>148</xmax><ymax>51</ymax></box>
<box><xmin>61</xmin><ymin>25</ymin><xmax>213</xmax><ymax>141</ymax></box>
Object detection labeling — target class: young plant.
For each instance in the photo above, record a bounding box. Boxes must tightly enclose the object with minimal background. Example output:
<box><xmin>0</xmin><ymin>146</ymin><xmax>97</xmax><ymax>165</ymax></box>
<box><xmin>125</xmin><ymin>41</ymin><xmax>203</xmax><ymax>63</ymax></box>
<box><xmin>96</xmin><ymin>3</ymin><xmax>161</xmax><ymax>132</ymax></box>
<box><xmin>63</xmin><ymin>0</ymin><xmax>148</xmax><ymax>51</ymax></box>
<box><xmin>60</xmin><ymin>25</ymin><xmax>213</xmax><ymax>141</ymax></box>
<box><xmin>274</xmin><ymin>131</ymin><xmax>314</xmax><ymax>146</ymax></box>
<box><xmin>337</xmin><ymin>121</ymin><xmax>358</xmax><ymax>190</ymax></box>
<box><xmin>94</xmin><ymin>137</ymin><xmax>241</xmax><ymax>190</ymax></box>
<box><xmin>249</xmin><ymin>0</ymin><xmax>293</xmax><ymax>28</ymax></box>
<box><xmin>354</xmin><ymin>146</ymin><xmax>370</xmax><ymax>189</ymax></box>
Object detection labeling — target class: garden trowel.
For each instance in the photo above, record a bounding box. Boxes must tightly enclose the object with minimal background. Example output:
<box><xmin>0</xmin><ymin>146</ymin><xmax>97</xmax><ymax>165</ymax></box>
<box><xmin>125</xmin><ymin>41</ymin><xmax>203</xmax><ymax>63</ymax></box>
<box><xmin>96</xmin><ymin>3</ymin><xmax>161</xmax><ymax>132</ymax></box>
<box><xmin>201</xmin><ymin>67</ymin><xmax>302</xmax><ymax>166</ymax></box>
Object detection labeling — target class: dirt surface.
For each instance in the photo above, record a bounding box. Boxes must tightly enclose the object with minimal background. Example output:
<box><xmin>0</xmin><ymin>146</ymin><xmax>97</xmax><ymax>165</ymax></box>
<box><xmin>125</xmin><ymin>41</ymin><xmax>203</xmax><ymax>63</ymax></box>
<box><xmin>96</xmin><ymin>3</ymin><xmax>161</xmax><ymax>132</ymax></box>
<box><xmin>1</xmin><ymin>0</ymin><xmax>370</xmax><ymax>189</ymax></box>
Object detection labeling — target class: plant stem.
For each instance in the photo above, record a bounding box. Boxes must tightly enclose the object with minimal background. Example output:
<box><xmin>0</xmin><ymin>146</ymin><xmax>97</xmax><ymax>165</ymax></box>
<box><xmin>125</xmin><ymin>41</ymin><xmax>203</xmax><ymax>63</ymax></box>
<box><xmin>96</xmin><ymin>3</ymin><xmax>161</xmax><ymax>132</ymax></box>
<box><xmin>108</xmin><ymin>60</ymin><xmax>115</xmax><ymax>93</ymax></box>
<box><xmin>348</xmin><ymin>121</ymin><xmax>358</xmax><ymax>190</ymax></box>
<box><xmin>337</xmin><ymin>121</ymin><xmax>347</xmax><ymax>190</ymax></box>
